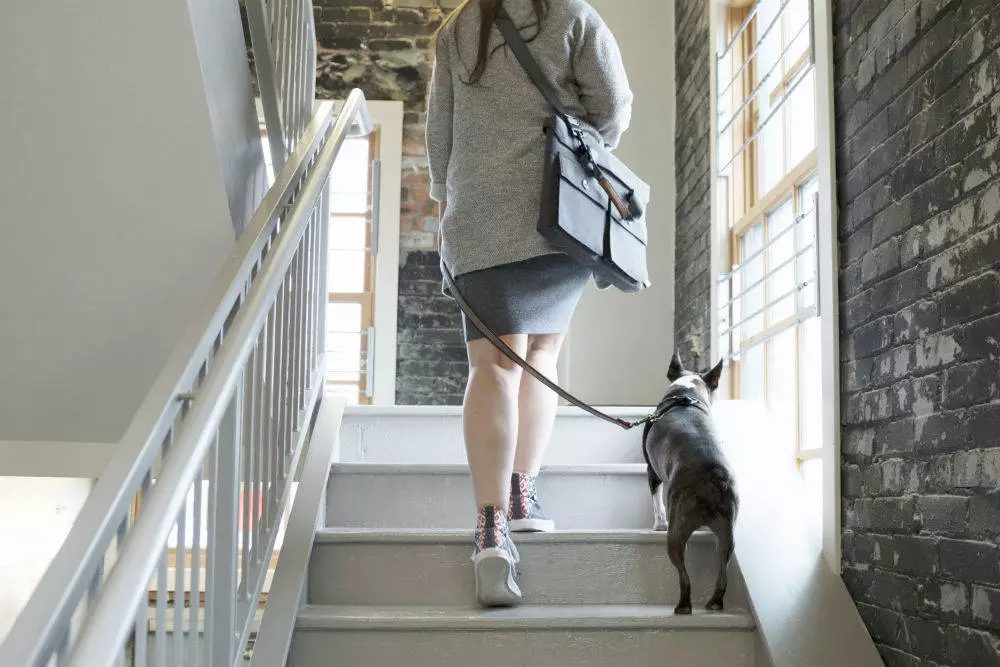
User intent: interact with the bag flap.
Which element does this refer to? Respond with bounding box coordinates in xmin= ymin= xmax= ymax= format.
xmin=555 ymin=152 xmax=608 ymax=210
xmin=546 ymin=117 xmax=651 ymax=205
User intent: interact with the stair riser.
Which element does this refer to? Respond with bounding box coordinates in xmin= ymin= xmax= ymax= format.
xmin=339 ymin=411 xmax=646 ymax=465
xmin=309 ymin=540 xmax=749 ymax=608
xmin=327 ymin=471 xmax=653 ymax=530
xmin=289 ymin=628 xmax=755 ymax=667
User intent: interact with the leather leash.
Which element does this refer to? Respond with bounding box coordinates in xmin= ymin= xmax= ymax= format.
xmin=440 ymin=256 xmax=686 ymax=431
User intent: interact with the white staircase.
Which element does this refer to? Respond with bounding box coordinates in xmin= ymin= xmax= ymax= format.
xmin=286 ymin=406 xmax=757 ymax=666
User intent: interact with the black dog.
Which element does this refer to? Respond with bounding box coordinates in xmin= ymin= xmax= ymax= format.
xmin=642 ymin=353 xmax=738 ymax=614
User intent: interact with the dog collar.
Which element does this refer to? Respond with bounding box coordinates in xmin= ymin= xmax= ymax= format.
xmin=645 ymin=393 xmax=711 ymax=425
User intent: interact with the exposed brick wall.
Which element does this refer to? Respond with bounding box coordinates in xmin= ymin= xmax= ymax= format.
xmin=312 ymin=0 xmax=466 ymax=404
xmin=835 ymin=0 xmax=1000 ymax=664
xmin=397 ymin=250 xmax=467 ymax=404
xmin=673 ymin=0 xmax=712 ymax=370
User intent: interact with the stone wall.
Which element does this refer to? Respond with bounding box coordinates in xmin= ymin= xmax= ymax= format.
xmin=672 ymin=0 xmax=712 ymax=370
xmin=313 ymin=0 xmax=466 ymax=404
xmin=835 ymin=0 xmax=1000 ymax=664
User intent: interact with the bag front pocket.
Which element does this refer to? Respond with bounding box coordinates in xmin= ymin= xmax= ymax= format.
xmin=553 ymin=152 xmax=608 ymax=258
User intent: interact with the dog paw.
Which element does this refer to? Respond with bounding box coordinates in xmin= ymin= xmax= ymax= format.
xmin=674 ymin=604 xmax=693 ymax=615
xmin=706 ymin=600 xmax=724 ymax=612
xmin=652 ymin=522 xmax=668 ymax=532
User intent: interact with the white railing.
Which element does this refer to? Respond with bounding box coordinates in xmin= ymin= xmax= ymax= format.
xmin=246 ymin=0 xmax=317 ymax=172
xmin=0 ymin=90 xmax=373 ymax=667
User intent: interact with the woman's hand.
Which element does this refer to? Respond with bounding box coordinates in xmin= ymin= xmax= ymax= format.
xmin=439 ymin=201 xmax=447 ymax=219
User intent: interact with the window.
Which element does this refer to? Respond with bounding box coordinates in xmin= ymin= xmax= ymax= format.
xmin=260 ymin=127 xmax=381 ymax=406
xmin=259 ymin=100 xmax=404 ymax=405
xmin=326 ymin=132 xmax=380 ymax=406
xmin=716 ymin=1 xmax=821 ymax=463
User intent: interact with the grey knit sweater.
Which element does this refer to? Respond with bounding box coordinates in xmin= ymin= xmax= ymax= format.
xmin=426 ymin=0 xmax=633 ymax=278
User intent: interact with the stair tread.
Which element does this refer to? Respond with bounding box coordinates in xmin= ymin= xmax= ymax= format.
xmin=315 ymin=528 xmax=714 ymax=543
xmin=331 ymin=462 xmax=647 ymax=475
xmin=296 ymin=604 xmax=755 ymax=631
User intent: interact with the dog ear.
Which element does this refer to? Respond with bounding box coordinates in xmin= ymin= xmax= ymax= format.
xmin=701 ymin=359 xmax=724 ymax=391
xmin=667 ymin=352 xmax=684 ymax=382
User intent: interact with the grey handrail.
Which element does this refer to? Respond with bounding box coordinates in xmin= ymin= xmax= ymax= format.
xmin=0 ymin=90 xmax=372 ymax=667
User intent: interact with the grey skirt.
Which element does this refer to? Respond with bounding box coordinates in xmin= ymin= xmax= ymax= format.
xmin=450 ymin=253 xmax=592 ymax=342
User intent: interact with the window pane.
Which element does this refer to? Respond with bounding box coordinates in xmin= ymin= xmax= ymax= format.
xmin=767 ymin=199 xmax=795 ymax=324
xmin=755 ymin=4 xmax=782 ymax=76
xmin=330 ymin=137 xmax=371 ymax=214
xmin=797 ymin=176 xmax=820 ymax=310
xmin=328 ymin=250 xmax=367 ymax=293
xmin=784 ymin=2 xmax=811 ymax=70
xmin=755 ymin=3 xmax=785 ymax=199
xmin=739 ymin=344 xmax=766 ymax=403
xmin=328 ymin=370 xmax=362 ymax=383
xmin=758 ymin=115 xmax=785 ymax=197
xmin=739 ymin=222 xmax=766 ymax=339
xmin=800 ymin=317 xmax=822 ymax=451
xmin=330 ymin=192 xmax=368 ymax=214
xmin=767 ymin=327 xmax=798 ymax=458
xmin=330 ymin=215 xmax=369 ymax=251
xmin=767 ymin=196 xmax=794 ymax=238
xmin=797 ymin=175 xmax=820 ymax=222
xmin=326 ymin=332 xmax=361 ymax=375
xmin=327 ymin=303 xmax=361 ymax=334
xmin=786 ymin=69 xmax=816 ymax=167
xmin=330 ymin=139 xmax=370 ymax=194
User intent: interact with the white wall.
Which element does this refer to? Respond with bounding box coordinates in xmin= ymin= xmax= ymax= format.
xmin=564 ymin=0 xmax=677 ymax=406
xmin=0 ymin=478 xmax=93 ymax=644
xmin=187 ymin=0 xmax=269 ymax=235
xmin=0 ymin=2 xmax=243 ymax=445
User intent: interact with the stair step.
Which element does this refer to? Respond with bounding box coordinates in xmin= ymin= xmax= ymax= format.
xmin=309 ymin=529 xmax=749 ymax=609
xmin=339 ymin=405 xmax=650 ymax=464
xmin=295 ymin=603 xmax=754 ymax=630
xmin=327 ymin=463 xmax=653 ymax=530
xmin=289 ymin=605 xmax=755 ymax=666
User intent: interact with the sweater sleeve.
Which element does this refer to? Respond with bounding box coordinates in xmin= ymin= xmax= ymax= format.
xmin=572 ymin=11 xmax=633 ymax=149
xmin=425 ymin=34 xmax=454 ymax=202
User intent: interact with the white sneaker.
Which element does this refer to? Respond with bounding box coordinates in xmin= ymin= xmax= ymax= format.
xmin=473 ymin=505 xmax=522 ymax=607
xmin=473 ymin=547 xmax=522 ymax=607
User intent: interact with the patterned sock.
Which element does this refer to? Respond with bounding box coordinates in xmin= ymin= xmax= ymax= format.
xmin=475 ymin=505 xmax=509 ymax=552
xmin=509 ymin=472 xmax=538 ymax=520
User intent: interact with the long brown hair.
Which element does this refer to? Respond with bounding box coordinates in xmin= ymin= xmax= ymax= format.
xmin=435 ymin=0 xmax=550 ymax=84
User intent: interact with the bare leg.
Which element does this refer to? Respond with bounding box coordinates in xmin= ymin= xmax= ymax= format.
xmin=512 ymin=333 xmax=566 ymax=475
xmin=464 ymin=335 xmax=528 ymax=509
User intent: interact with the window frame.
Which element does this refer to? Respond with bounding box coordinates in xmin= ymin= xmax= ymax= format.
xmin=326 ymin=128 xmax=381 ymax=405
xmin=709 ymin=0 xmax=841 ymax=568
xmin=324 ymin=100 xmax=403 ymax=406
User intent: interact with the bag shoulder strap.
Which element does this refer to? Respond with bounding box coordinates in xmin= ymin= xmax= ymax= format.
xmin=495 ymin=11 xmax=636 ymax=219
xmin=494 ymin=11 xmax=572 ymax=124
